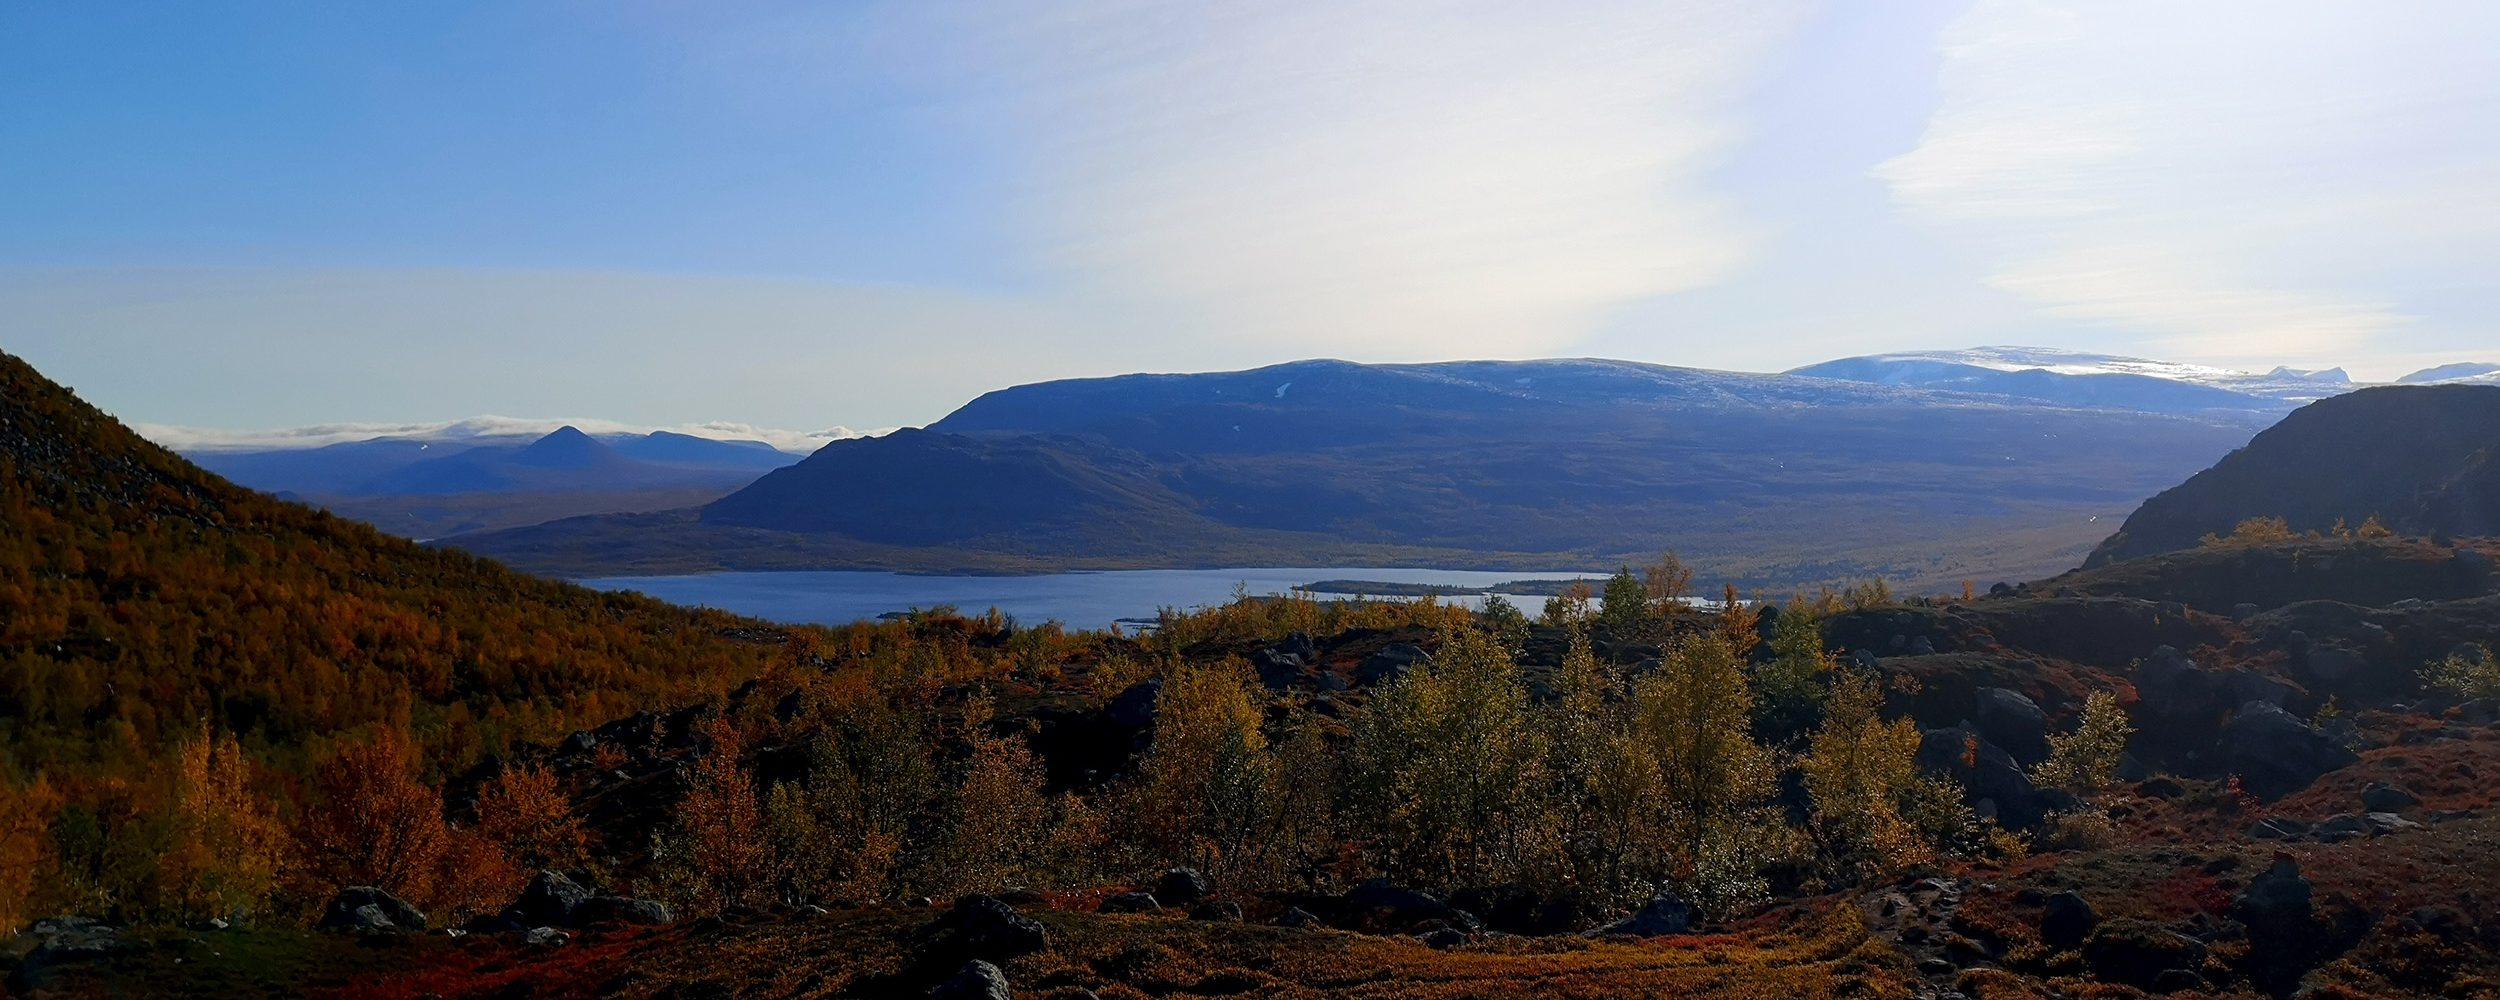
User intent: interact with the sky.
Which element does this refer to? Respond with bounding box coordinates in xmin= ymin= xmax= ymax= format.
xmin=4 ymin=1 xmax=2496 ymax=438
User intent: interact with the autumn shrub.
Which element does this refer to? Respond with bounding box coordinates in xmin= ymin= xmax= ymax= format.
xmin=296 ymin=729 xmax=450 ymax=910
xmin=473 ymin=763 xmax=591 ymax=874
xmin=939 ymin=693 xmax=1053 ymax=895
xmin=1351 ymin=626 xmax=1549 ymax=892
xmin=658 ymin=715 xmax=770 ymax=914
xmin=159 ymin=728 xmax=289 ymax=922
xmin=2421 ymin=644 xmax=2500 ymax=702
xmin=1627 ymin=631 xmax=1785 ymax=917
xmin=2031 ymin=691 xmax=2134 ymax=797
xmin=2201 ymin=515 xmax=2296 ymax=547
xmin=1801 ymin=672 xmax=1934 ymax=883
xmin=0 ymin=776 xmax=58 ymax=932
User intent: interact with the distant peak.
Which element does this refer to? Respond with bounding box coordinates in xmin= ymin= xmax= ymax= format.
xmin=2399 ymin=362 xmax=2500 ymax=384
xmin=2265 ymin=366 xmax=2350 ymax=383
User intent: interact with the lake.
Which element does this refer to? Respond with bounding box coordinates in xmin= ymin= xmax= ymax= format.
xmin=580 ymin=566 xmax=1603 ymax=631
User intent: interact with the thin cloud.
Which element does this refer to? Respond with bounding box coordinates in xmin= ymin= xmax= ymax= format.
xmin=927 ymin=0 xmax=1808 ymax=357
xmin=1879 ymin=0 xmax=2500 ymax=370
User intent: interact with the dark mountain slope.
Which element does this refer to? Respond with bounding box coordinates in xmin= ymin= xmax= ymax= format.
xmin=2086 ymin=385 xmax=2500 ymax=566
xmin=701 ymin=429 xmax=1204 ymax=545
xmin=0 ymin=350 xmax=795 ymax=776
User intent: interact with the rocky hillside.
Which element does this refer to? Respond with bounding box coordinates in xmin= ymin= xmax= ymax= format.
xmin=0 ymin=349 xmax=800 ymax=775
xmin=2088 ymin=385 xmax=2500 ymax=566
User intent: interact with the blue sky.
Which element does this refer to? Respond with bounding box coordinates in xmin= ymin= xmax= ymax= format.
xmin=5 ymin=1 xmax=2496 ymax=438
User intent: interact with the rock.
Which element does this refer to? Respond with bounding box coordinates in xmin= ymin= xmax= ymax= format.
xmin=1278 ymin=631 xmax=1318 ymax=661
xmin=523 ymin=926 xmax=571 ymax=948
xmin=1586 ymin=894 xmax=1692 ymax=937
xmin=571 ymin=895 xmax=674 ymax=926
xmin=1251 ymin=649 xmax=1304 ymax=690
xmin=2135 ymin=776 xmax=2186 ymax=799
xmin=1416 ymin=927 xmax=1469 ymax=949
xmin=2296 ymin=647 xmax=2370 ymax=687
xmin=1346 ymin=880 xmax=1462 ymax=926
xmin=1277 ymin=907 xmax=1322 ymax=928
xmin=505 ymin=870 xmax=592 ymax=927
xmin=2455 ymin=547 xmax=2494 ymax=576
xmin=563 ymin=730 xmax=599 ymax=754
xmin=1189 ymin=900 xmax=1244 ymax=922
xmin=2219 ymin=701 xmax=2359 ymax=799
xmin=2233 ymin=854 xmax=2313 ymax=932
xmin=2363 ymin=811 xmax=2421 ymax=835
xmin=1317 ymin=672 xmax=1349 ymax=692
xmin=1098 ymin=892 xmax=1160 ymax=914
xmin=2152 ymin=968 xmax=2205 ymax=993
xmin=1108 ymin=680 xmax=1161 ymax=730
xmin=2314 ymin=814 xmax=2371 ymax=842
xmin=1907 ymin=636 xmax=1937 ymax=656
xmin=2040 ymin=891 xmax=2098 ymax=950
xmin=1358 ymin=644 xmax=1431 ymax=686
xmin=4 ymin=920 xmax=124 ymax=996
xmin=1155 ymin=868 xmax=1211 ymax=906
xmin=1971 ymin=687 xmax=2048 ymax=761
xmin=1916 ymin=725 xmax=2048 ymax=827
xmin=318 ymin=886 xmax=427 ymax=934
xmin=2362 ymin=782 xmax=2418 ymax=813
xmin=2081 ymin=918 xmax=2208 ymax=990
xmin=943 ymin=895 xmax=1048 ymax=961
xmin=931 ymin=959 xmax=1012 ymax=1000
xmin=2249 ymin=816 xmax=2311 ymax=840
xmin=2233 ymin=603 xmax=2263 ymax=621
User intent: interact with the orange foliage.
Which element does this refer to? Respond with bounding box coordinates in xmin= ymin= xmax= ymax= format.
xmin=673 ymin=716 xmax=770 ymax=913
xmin=296 ymin=729 xmax=450 ymax=907
xmin=473 ymin=763 xmax=591 ymax=874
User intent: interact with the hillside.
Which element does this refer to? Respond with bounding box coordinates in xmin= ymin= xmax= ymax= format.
xmin=2086 ymin=385 xmax=2500 ymax=566
xmin=0 ymin=350 xmax=799 ymax=777
xmin=456 ymin=358 xmax=2269 ymax=589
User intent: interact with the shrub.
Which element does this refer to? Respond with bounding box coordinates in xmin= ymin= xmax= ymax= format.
xmin=2032 ymin=691 xmax=2133 ymax=796
xmin=474 ymin=763 xmax=591 ymax=874
xmin=2422 ymin=644 xmax=2500 ymax=702
xmin=296 ymin=729 xmax=450 ymax=908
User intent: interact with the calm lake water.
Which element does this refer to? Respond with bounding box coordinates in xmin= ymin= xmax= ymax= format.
xmin=580 ymin=567 xmax=1602 ymax=631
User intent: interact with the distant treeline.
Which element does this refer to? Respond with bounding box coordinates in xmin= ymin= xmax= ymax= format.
xmin=1296 ymin=578 xmax=1600 ymax=597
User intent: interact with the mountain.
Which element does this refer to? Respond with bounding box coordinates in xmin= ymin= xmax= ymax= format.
xmin=2085 ymin=384 xmax=2500 ymax=566
xmin=610 ymin=429 xmax=794 ymax=469
xmin=181 ymin=425 xmax=804 ymax=539
xmin=2401 ymin=361 xmax=2500 ymax=384
xmin=1788 ymin=346 xmax=2351 ymax=413
xmin=458 ymin=357 xmax=2274 ymax=589
xmin=0 ymin=349 xmax=795 ymax=774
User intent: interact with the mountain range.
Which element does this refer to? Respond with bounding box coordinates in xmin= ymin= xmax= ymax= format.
xmin=186 ymin=425 xmax=799 ymax=538
xmin=168 ymin=345 xmax=2500 ymax=589
xmin=451 ymin=351 xmax=2288 ymax=587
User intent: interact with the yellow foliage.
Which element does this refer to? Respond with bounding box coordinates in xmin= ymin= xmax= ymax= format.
xmin=161 ymin=728 xmax=289 ymax=921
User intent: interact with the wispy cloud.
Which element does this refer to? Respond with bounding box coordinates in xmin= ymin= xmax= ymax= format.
xmin=1879 ymin=0 xmax=2500 ymax=369
xmin=917 ymin=1 xmax=1807 ymax=357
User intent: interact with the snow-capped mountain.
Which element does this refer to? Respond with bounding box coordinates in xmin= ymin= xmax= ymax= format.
xmin=2400 ymin=362 xmax=2500 ymax=385
xmin=1788 ymin=346 xmax=2365 ymax=414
